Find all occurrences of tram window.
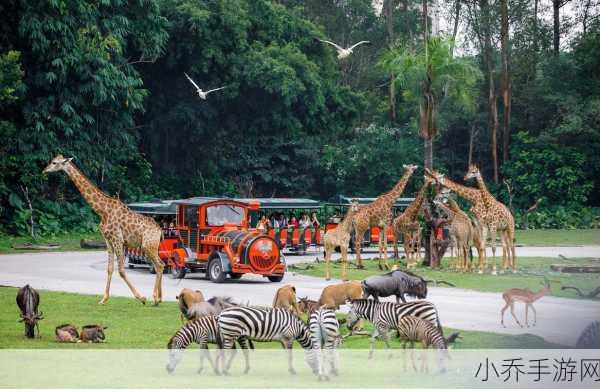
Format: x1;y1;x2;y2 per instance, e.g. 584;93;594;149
185;206;199;229
206;205;244;226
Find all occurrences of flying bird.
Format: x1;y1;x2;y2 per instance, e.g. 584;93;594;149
317;39;371;59
184;73;227;100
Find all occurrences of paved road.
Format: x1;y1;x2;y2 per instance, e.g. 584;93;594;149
1;247;599;347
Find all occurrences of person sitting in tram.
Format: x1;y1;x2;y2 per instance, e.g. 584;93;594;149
299;214;311;229
311;212;320;228
256;214;270;232
289;215;299;228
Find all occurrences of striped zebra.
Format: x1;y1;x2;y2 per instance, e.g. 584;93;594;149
218;306;320;376
346;299;441;359
166;315;252;375
309;307;341;380
396;315;448;373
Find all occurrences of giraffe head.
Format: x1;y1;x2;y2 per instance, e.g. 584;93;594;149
425;168;446;185
43;154;73;174
464;164;481;181
402;164;418;174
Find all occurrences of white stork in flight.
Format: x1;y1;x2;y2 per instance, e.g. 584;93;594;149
184;73;227;100
317;39;371;59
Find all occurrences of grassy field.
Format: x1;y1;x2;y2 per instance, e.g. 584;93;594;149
292;256;600;299
0;231;104;254
0;287;560;349
515;229;600;246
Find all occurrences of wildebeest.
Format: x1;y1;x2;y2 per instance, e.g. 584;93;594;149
186;296;236;320
176;288;205;321
318;281;364;309
298;297;319;315
272;285;300;315
16;284;43;338
55;324;79;343
80;325;107;343
361;270;427;304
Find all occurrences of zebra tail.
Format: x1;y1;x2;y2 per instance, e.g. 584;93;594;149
434;306;445;339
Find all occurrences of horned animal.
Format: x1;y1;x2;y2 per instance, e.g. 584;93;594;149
16;284;43;338
80;325;107;343
55;324;79;343
272;285;300;315
362;270;428;303
318;281;364;309
176;288;205;321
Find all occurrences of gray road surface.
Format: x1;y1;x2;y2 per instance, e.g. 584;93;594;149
1;246;599;347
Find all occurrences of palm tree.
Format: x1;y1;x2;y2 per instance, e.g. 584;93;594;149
381;36;481;170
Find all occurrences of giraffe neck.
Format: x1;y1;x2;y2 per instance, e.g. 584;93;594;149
63;163;113;217
339;209;356;233
379;169;414;209
475;174;496;207
440;177;481;205
403;182;430;219
436;202;455;222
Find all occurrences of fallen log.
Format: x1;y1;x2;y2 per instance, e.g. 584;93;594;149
80;239;107;249
12;243;61;250
561;286;600;298
550;264;600;274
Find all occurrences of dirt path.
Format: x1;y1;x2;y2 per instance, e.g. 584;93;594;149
1;249;599;346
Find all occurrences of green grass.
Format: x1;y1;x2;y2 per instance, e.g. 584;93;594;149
0;231;104;254
293;256;600;299
0;287;559;349
515;229;600;246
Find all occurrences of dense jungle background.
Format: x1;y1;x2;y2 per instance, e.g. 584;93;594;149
1;0;599;236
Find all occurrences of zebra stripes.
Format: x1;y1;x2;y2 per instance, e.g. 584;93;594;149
309;308;341;380
346;299;441;359
166;315;251;375
396;315;448;373
218;306;320;376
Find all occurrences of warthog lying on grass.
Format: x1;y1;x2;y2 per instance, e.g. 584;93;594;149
80;325;107;343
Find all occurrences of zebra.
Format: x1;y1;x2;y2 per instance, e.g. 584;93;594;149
218;306;321;376
576;321;600;348
396;315;448;373
309;307;341;380
166;315;252;375
346;299;441;359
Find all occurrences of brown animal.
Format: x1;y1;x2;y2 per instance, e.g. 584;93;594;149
392;181;430;267
55;324;79;343
501;278;551;328
186;296;236;320
272;285;300;315
323;202;359;281
16;284;43;338
176;288;205;321
43;155;165;305
318;281;364;309
298;297;319;315
80;325;107;343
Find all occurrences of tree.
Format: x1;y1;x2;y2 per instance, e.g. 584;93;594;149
500;0;511;163
381;36;481;170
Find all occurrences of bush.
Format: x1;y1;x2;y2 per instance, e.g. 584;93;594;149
517;206;600;229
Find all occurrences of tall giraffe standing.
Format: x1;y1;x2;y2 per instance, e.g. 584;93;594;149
391;181;431;268
323;201;359;281
43;155;164;305
424;168;491;273
352;164;417;270
464;164;516;272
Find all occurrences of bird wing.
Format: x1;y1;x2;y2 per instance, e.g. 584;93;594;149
349;41;371;50
318;39;344;51
205;86;227;95
184;72;201;91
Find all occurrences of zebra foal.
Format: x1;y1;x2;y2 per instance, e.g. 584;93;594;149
218;306;320;376
396;315;448;373
309;307;341;380
166;315;252;375
346;299;441;360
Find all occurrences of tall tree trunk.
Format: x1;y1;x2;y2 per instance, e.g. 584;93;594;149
422;0;432;171
553;0;560;55
451;0;461;54
386;0;396;121
481;0;499;183
423;0;428;54
424;138;433;170
501;0;511;163
468;123;476;167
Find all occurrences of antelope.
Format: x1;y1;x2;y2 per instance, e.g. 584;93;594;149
500;278;551;328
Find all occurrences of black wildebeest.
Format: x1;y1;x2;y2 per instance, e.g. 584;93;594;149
16;284;43;338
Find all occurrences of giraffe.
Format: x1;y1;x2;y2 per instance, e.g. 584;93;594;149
464;164;516;272
433;198;473;272
447;197;485;268
424;168;491;273
323;202;360;281
43;155;164;305
352;164;418;270
392;181;431;268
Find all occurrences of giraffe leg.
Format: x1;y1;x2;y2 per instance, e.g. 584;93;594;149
340;246;348;281
380;226;390;270
489;226;498;275
354;227;365;269
478;225;488;274
325;244;332;281
99;241;115;305
501;231;510;272
113;237;146;304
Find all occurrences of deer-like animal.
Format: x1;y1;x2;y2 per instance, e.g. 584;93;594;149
500;278;551;328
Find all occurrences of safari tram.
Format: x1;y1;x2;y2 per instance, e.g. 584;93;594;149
126;197;286;283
